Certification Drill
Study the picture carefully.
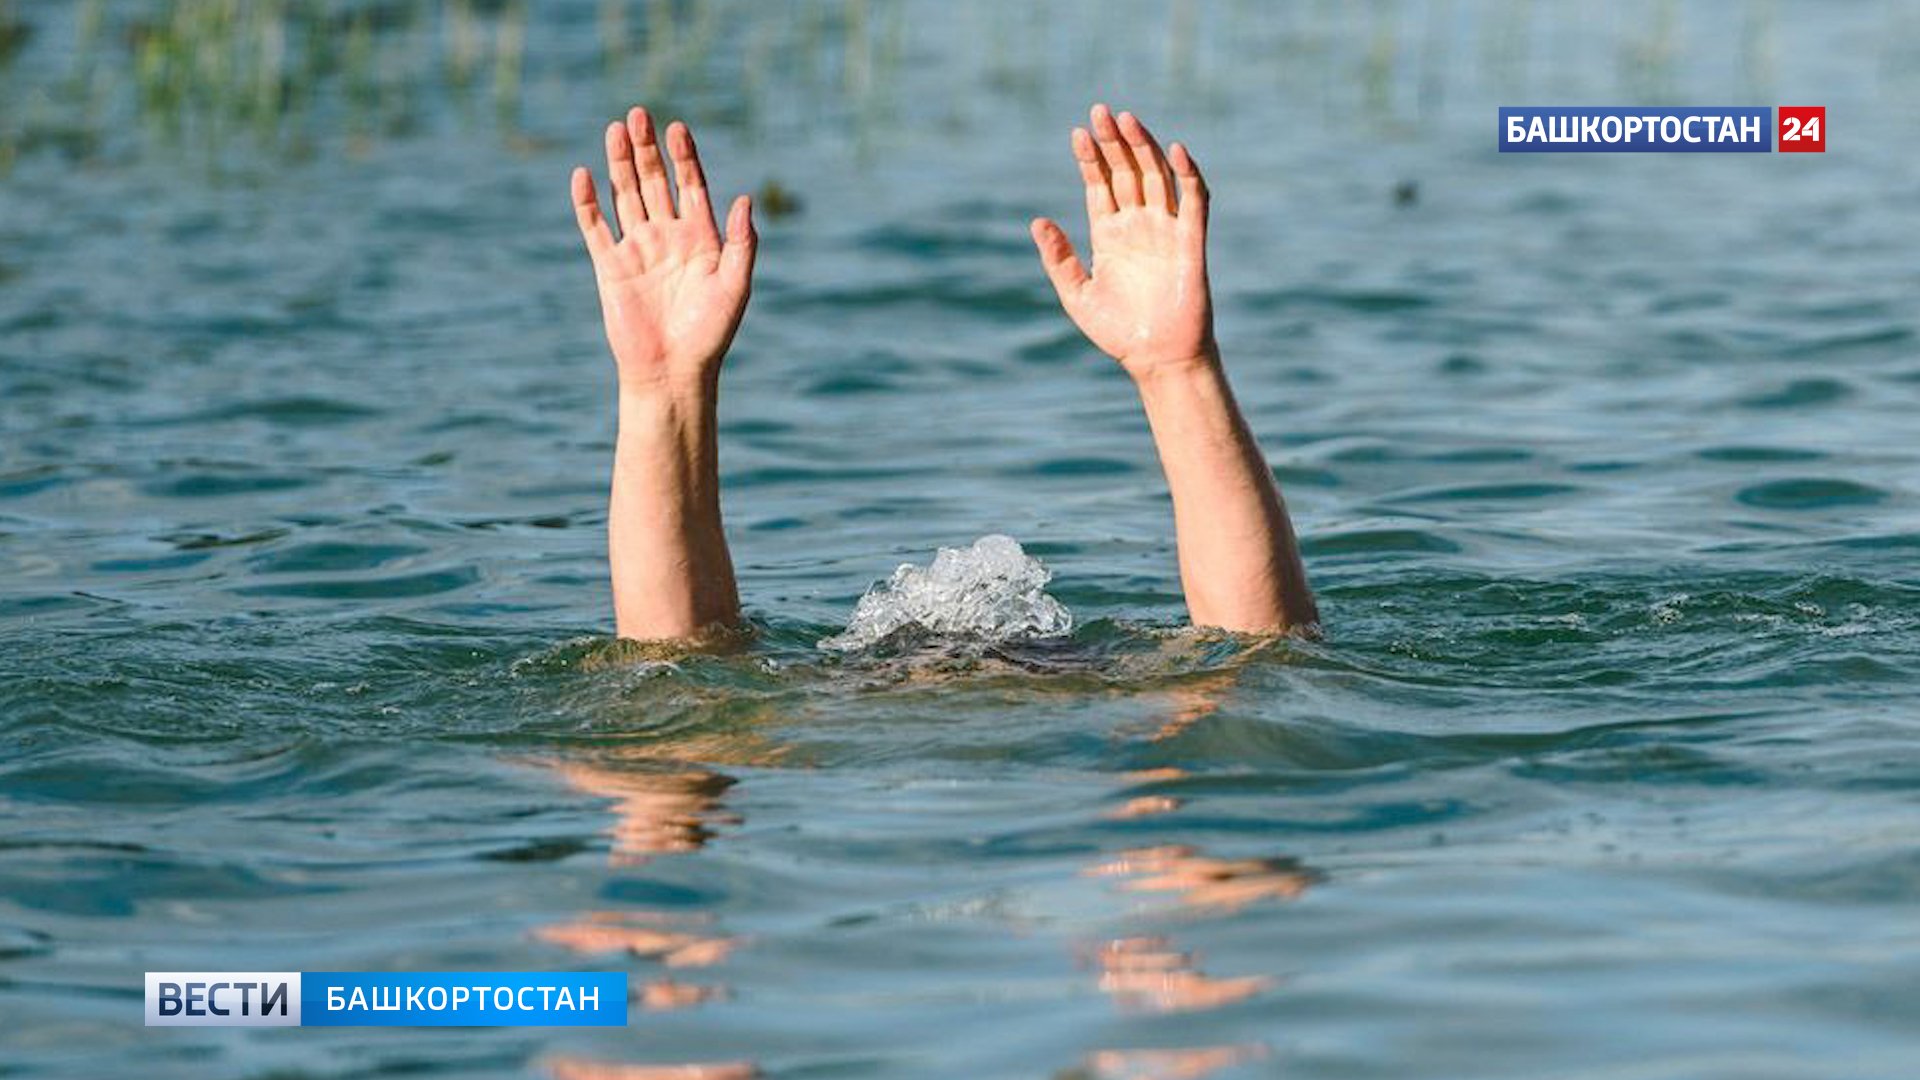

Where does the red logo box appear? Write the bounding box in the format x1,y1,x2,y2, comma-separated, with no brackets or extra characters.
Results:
1778,106,1825,152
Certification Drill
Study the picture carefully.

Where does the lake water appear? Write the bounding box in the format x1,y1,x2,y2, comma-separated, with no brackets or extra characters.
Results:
3,2,1919,1077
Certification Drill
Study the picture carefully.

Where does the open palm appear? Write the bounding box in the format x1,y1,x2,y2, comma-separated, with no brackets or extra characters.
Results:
571,107,756,390
1032,104,1214,381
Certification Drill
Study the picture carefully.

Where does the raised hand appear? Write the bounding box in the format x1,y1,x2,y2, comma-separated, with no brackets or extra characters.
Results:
1031,104,1213,382
573,108,749,641
1030,104,1318,635
572,107,756,391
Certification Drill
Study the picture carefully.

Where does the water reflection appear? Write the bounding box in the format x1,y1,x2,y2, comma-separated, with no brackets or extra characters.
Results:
1103,764,1191,819
1077,841,1315,1019
546,1061,758,1080
536,910,740,973
530,659,1318,1076
1140,670,1235,743
1073,677,1320,1075
1089,845,1318,916
1082,933,1273,1015
1069,1043,1269,1080
543,763,739,867
535,748,756,1075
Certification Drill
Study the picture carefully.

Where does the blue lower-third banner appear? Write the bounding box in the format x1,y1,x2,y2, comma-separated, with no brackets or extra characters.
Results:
144,971,629,1026
1499,107,1774,152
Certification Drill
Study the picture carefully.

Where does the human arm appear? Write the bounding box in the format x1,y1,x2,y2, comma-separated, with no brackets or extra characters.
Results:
1029,104,1317,634
570,107,756,640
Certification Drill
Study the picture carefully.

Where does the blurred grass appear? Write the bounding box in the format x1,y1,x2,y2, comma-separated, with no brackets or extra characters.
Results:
0,0,921,175
0,0,1911,180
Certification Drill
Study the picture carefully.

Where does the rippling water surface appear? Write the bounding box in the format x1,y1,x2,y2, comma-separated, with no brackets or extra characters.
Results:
4,2,1920,1077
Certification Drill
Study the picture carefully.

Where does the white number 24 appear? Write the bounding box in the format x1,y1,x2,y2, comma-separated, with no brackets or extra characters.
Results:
1783,116,1822,141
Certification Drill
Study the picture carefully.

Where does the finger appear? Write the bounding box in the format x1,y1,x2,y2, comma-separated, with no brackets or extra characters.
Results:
666,120,717,241
1030,217,1090,309
570,166,615,259
718,195,757,293
604,120,647,231
1170,141,1209,253
1072,127,1117,218
627,106,675,220
1091,103,1142,207
1118,110,1177,214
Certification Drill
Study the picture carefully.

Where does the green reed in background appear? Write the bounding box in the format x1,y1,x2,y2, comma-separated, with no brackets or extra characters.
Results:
0,0,899,174
0,0,1874,181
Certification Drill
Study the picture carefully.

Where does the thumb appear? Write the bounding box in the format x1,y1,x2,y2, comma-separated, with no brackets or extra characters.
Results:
1030,217,1090,312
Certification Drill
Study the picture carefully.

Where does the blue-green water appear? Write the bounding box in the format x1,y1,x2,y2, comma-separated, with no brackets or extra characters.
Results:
4,2,1920,1077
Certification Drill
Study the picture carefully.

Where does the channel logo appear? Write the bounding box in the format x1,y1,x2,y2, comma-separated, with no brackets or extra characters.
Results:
145,972,301,1027
1777,106,1825,152
144,971,628,1027
1499,107,1825,153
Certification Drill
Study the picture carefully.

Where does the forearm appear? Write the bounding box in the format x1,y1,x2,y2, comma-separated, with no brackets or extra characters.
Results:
1134,351,1317,634
609,378,740,639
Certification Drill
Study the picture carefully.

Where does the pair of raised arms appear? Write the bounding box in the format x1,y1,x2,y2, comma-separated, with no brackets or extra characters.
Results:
570,104,1317,643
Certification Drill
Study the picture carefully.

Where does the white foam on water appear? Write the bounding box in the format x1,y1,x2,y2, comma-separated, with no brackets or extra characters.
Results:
820,535,1073,652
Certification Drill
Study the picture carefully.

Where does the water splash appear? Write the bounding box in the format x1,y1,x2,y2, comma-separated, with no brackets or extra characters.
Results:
821,535,1073,652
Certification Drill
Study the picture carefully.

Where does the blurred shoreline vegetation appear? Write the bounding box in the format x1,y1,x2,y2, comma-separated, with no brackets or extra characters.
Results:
0,0,1903,183
86,0,539,163
0,0,916,177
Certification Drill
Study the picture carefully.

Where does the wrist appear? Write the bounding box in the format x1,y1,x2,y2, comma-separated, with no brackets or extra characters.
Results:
1125,346,1223,391
616,375,719,475
617,365,720,408
617,379,717,447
